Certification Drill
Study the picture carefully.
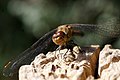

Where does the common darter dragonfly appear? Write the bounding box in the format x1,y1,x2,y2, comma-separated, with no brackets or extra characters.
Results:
3,22,120,77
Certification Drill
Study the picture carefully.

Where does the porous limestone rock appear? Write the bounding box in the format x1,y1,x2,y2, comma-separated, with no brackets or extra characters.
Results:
98,45,120,80
19,45,100,80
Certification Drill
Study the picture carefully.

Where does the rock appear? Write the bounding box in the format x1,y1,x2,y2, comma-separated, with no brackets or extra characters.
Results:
98,44,120,80
19,44,120,80
19,45,100,80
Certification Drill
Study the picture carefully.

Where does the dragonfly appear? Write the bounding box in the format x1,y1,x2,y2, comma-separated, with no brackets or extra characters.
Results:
3,23,120,77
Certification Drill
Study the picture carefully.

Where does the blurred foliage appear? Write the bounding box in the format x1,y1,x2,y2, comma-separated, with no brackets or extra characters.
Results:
0,0,120,80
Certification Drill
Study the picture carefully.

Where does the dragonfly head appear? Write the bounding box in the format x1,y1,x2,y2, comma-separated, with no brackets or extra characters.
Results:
52,25,73,46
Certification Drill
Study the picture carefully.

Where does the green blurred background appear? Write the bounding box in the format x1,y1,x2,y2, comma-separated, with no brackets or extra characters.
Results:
0,0,120,80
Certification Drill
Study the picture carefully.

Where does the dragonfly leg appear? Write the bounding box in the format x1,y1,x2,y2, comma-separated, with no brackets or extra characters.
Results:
55,45,69,60
62,40,83,62
55,45,62,59
62,49,69,59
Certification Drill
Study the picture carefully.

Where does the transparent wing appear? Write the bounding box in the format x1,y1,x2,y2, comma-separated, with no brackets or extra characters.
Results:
69,20,120,46
70,23,120,38
3,28,58,77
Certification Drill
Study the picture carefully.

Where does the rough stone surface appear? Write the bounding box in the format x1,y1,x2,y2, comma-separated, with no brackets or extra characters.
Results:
19,45,100,80
98,45,120,80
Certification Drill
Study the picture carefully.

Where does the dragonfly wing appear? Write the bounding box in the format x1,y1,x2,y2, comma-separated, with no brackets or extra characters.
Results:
3,28,58,76
69,24,120,38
